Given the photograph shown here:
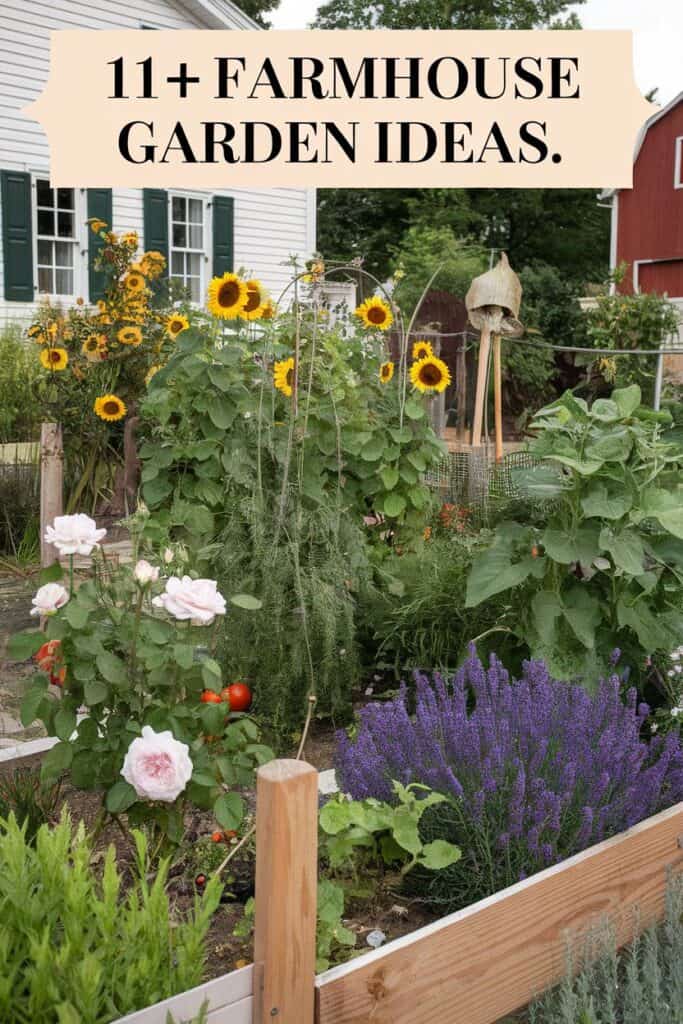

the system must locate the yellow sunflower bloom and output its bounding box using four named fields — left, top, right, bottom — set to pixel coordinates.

left=379, top=361, right=395, bottom=384
left=409, top=355, right=452, bottom=394
left=166, top=313, right=190, bottom=339
left=239, top=279, right=267, bottom=321
left=27, top=323, right=41, bottom=338
left=207, top=272, right=248, bottom=319
left=117, top=326, right=143, bottom=346
left=273, top=357, right=295, bottom=398
left=47, top=321, right=59, bottom=339
left=88, top=218, right=107, bottom=234
left=140, top=251, right=166, bottom=279
left=94, top=394, right=126, bottom=422
left=261, top=299, right=277, bottom=320
left=121, top=231, right=138, bottom=247
left=412, top=340, right=434, bottom=360
left=124, top=272, right=146, bottom=294
left=355, top=297, right=393, bottom=331
left=81, top=334, right=107, bottom=362
left=39, top=347, right=68, bottom=371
